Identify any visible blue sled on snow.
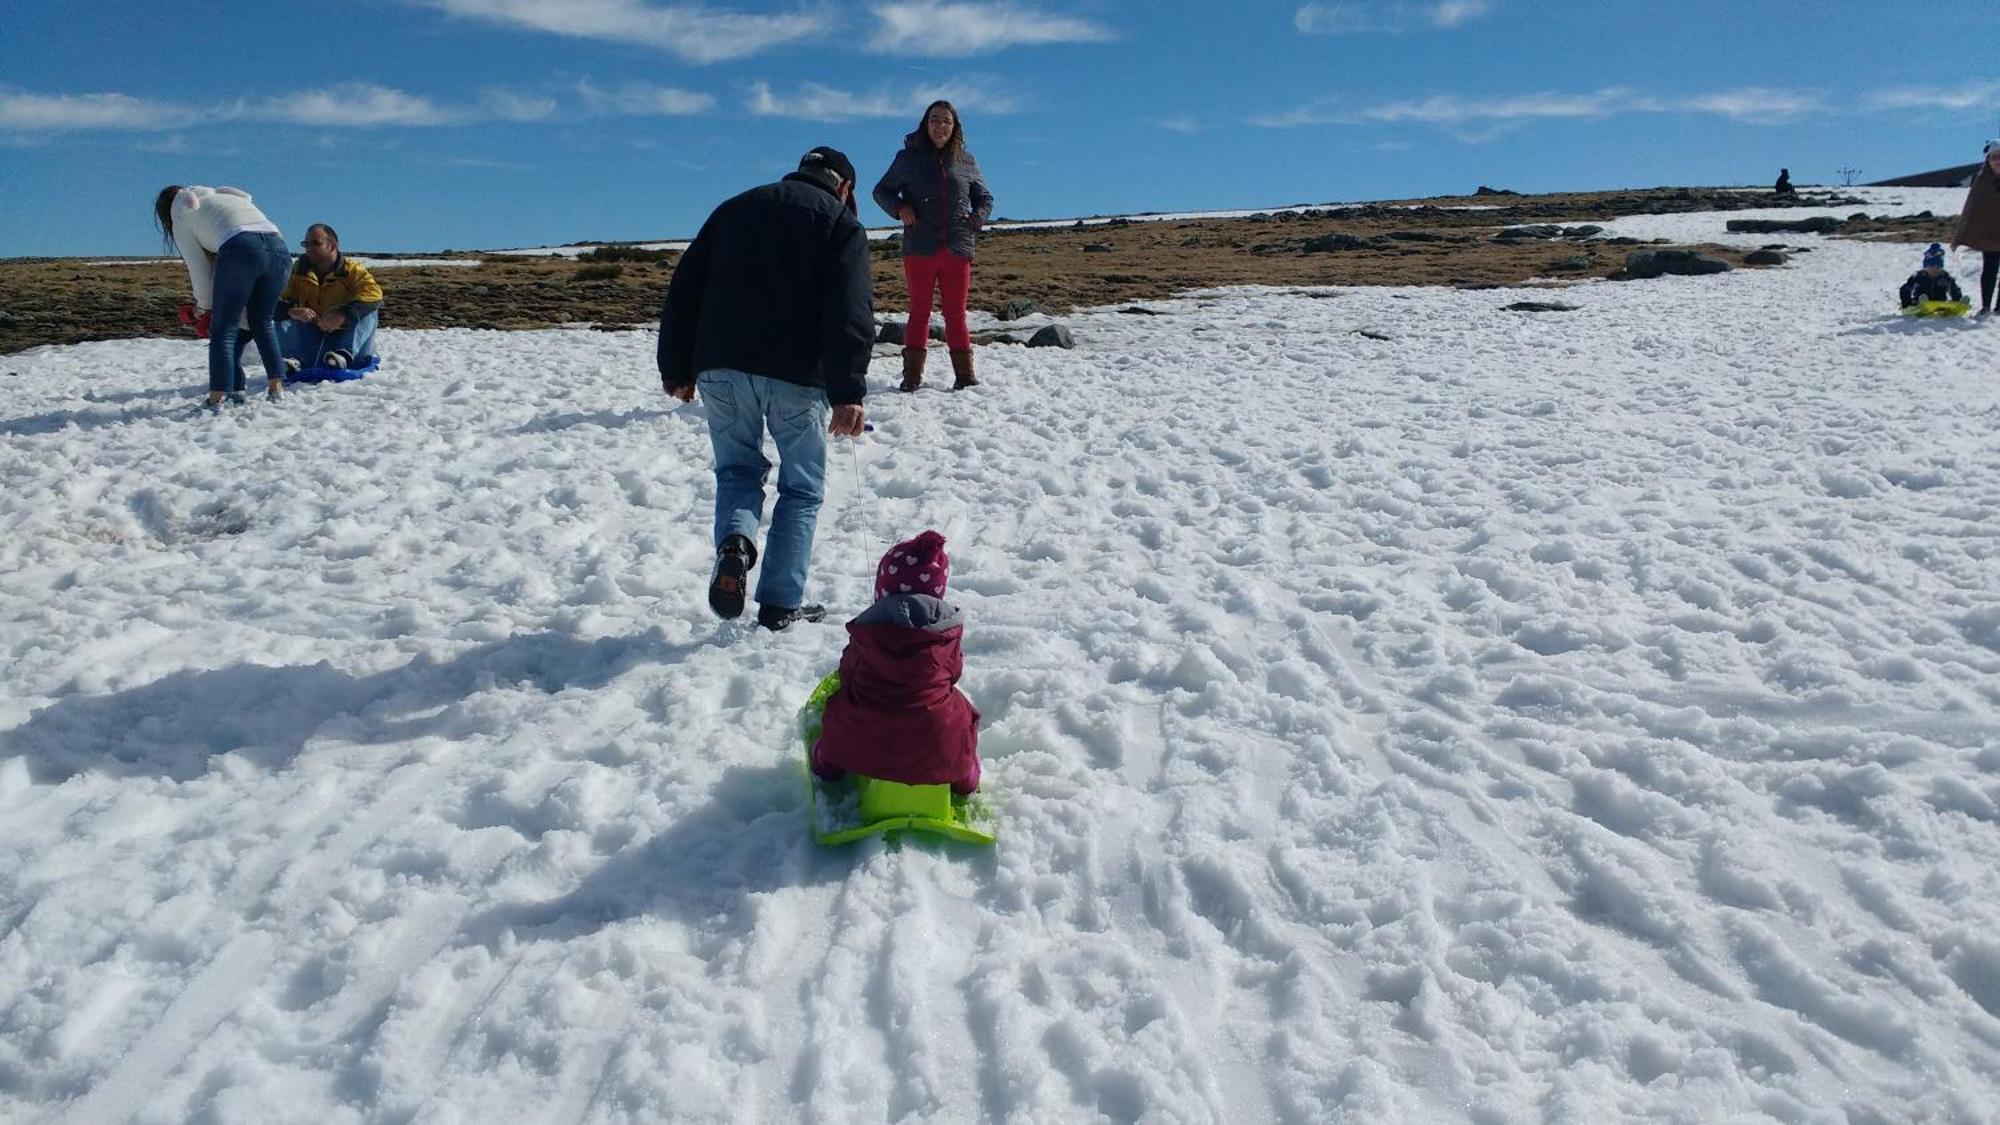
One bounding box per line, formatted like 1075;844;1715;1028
286;354;382;384
798;672;997;846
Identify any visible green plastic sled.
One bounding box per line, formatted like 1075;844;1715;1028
798;672;997;846
1902;299;1972;319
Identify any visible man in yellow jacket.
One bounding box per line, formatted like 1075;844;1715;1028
276;223;383;369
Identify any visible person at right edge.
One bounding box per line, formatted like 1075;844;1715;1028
874;99;994;392
1951;139;2000;317
658;146;872;631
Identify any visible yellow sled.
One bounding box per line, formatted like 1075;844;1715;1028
1902;299;1972;319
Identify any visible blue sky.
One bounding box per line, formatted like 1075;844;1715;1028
3;0;1996;256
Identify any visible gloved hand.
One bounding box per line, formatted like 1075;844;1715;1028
177;302;212;339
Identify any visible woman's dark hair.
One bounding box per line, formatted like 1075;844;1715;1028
916;100;964;163
153;185;182;247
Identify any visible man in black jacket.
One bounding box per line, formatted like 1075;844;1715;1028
659;146;872;631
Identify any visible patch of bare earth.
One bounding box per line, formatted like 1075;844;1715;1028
0;186;1914;357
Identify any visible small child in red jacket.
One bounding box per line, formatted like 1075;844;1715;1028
811;530;982;794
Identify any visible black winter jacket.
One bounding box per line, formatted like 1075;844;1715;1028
872;134;993;259
658;172;873;406
1899;270;1964;306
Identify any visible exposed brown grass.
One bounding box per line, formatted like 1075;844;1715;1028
0;186;1915;357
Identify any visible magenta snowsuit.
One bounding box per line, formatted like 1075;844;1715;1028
811;593;982;794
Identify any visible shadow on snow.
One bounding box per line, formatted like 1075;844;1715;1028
2;629;704;783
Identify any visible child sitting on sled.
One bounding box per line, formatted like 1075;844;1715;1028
811;530;982;794
1900;244;1966;308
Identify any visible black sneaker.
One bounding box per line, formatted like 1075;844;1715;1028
757;603;827;631
324;350;350;371
707;535;756;619
226;392;247;406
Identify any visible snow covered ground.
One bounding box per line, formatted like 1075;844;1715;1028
2;193;1997;1123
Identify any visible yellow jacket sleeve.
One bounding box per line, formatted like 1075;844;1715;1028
347;262;383;305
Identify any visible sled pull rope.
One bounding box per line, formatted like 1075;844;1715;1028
846;435;870;586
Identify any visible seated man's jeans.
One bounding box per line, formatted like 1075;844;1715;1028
239;309;379;371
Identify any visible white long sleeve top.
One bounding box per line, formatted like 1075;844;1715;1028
169;186;280;310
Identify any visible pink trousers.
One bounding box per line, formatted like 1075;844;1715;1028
902;251;972;350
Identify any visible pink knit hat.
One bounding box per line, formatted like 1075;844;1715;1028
876;530;949;599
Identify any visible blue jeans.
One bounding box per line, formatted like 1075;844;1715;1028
210;231;290;393
697;368;830;610
276;308;376;366
246;308;378;371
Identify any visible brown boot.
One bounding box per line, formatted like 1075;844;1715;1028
950;348;978;390
900;347;926;392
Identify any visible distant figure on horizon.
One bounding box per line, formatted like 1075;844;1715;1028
1773;168;1794;196
658;145;872;632
155;185;290;409
1950;139;2000;315
874;99;994;392
1900;243;1965;309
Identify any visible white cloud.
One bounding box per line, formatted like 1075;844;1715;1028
1;86;475;131
1254;85;1826;128
415;0;827;63
421;155;538;170
747;80;1016;121
0;91;182;131
482;89;561;122
1;82;722;134
576;80;715;116
1156;116;1204;134
1295;1;1494;35
869;1;1112;56
1365;89;1630;124
1428;0;1492;27
240;86;466;127
1674;87;1824;123
1865;80;2000;113
1255;88;1631;128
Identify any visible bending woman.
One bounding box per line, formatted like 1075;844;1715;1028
154;185;291;407
1951;140;2000;316
873;100;994;391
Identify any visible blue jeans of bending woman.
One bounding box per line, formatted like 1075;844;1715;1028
696;368;830;611
208;231;291;393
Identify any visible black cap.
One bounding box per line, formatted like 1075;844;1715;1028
797;145;858;213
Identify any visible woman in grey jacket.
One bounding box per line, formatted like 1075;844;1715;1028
872;100;994;391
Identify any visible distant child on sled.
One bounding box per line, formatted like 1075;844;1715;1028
1900;244;1966;310
811;530;982;794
